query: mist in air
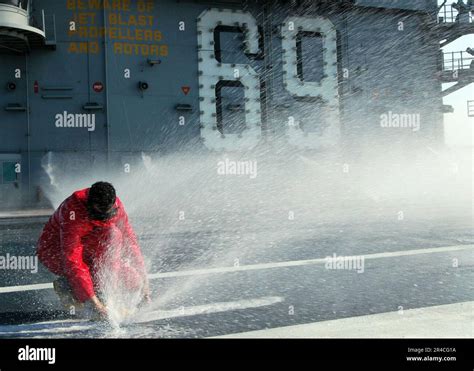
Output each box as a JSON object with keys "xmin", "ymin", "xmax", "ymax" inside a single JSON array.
[{"xmin": 39, "ymin": 139, "xmax": 472, "ymax": 328}]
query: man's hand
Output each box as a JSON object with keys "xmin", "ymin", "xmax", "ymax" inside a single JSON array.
[
  {"xmin": 142, "ymin": 292, "xmax": 151, "ymax": 304},
  {"xmin": 89, "ymin": 295, "xmax": 108, "ymax": 319},
  {"xmin": 139, "ymin": 284, "xmax": 151, "ymax": 307}
]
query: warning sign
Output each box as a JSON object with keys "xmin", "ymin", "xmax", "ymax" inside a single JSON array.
[{"xmin": 93, "ymin": 82, "xmax": 104, "ymax": 92}]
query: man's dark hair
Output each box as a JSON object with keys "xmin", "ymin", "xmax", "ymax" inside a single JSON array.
[{"xmin": 87, "ymin": 182, "xmax": 117, "ymax": 220}]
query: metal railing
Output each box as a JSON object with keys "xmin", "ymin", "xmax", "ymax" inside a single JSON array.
[
  {"xmin": 0, "ymin": 0, "xmax": 27, "ymax": 10},
  {"xmin": 443, "ymin": 51, "xmax": 474, "ymax": 71},
  {"xmin": 468, "ymin": 100, "xmax": 474, "ymax": 117},
  {"xmin": 438, "ymin": 2, "xmax": 473, "ymax": 23}
]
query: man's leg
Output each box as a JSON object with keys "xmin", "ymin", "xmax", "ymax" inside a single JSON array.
[{"xmin": 53, "ymin": 277, "xmax": 84, "ymax": 312}]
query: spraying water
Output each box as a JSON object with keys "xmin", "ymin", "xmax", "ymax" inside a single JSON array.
[{"xmin": 37, "ymin": 142, "xmax": 472, "ymax": 334}]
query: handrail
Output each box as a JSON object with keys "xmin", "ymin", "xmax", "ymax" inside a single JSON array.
[
  {"xmin": 437, "ymin": 2, "xmax": 473, "ymax": 23},
  {"xmin": 468, "ymin": 100, "xmax": 474, "ymax": 117},
  {"xmin": 442, "ymin": 51, "xmax": 474, "ymax": 71},
  {"xmin": 0, "ymin": 1, "xmax": 27, "ymax": 10}
]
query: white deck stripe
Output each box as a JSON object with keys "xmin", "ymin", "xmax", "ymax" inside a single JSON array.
[
  {"xmin": 0, "ymin": 296, "xmax": 285, "ymax": 334},
  {"xmin": 0, "ymin": 209, "xmax": 53, "ymax": 219},
  {"xmin": 0, "ymin": 282, "xmax": 54, "ymax": 294},
  {"xmin": 0, "ymin": 244, "xmax": 472, "ymax": 294},
  {"xmin": 133, "ymin": 296, "xmax": 284, "ymax": 324},
  {"xmin": 149, "ymin": 244, "xmax": 473, "ymax": 279},
  {"xmin": 211, "ymin": 301, "xmax": 474, "ymax": 338}
]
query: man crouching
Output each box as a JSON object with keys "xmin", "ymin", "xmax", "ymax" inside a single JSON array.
[{"xmin": 37, "ymin": 181, "xmax": 150, "ymax": 319}]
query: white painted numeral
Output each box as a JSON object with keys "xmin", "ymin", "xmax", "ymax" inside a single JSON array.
[
  {"xmin": 197, "ymin": 9, "xmax": 262, "ymax": 151},
  {"xmin": 281, "ymin": 16, "xmax": 340, "ymax": 149}
]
